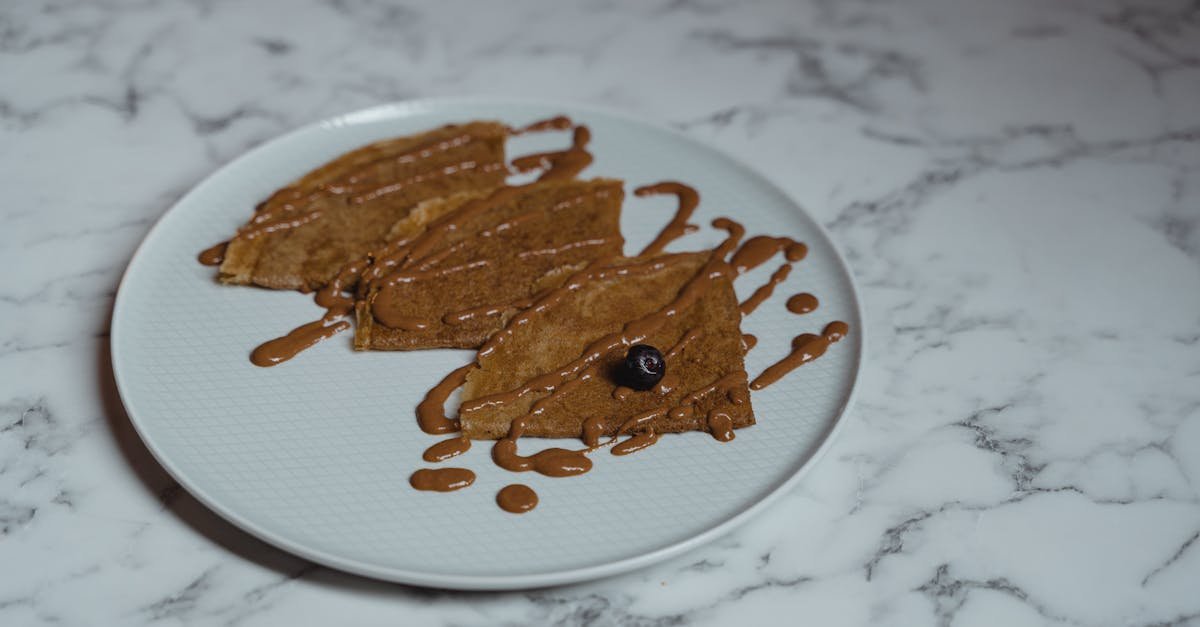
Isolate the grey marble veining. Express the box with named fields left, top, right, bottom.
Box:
left=2, top=0, right=1199, bottom=624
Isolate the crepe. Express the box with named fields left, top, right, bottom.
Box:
left=458, top=252, right=754, bottom=439
left=354, top=178, right=626, bottom=350
left=219, top=121, right=509, bottom=291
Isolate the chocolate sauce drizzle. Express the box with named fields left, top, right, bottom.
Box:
left=750, top=321, right=850, bottom=390
left=635, top=182, right=700, bottom=256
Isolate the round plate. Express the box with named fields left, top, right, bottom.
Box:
left=111, top=98, right=864, bottom=589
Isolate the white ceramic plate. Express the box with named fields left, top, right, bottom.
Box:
left=111, top=98, right=864, bottom=590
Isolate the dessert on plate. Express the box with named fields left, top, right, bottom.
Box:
left=199, top=115, right=848, bottom=513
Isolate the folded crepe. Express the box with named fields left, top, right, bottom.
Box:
left=355, top=178, right=626, bottom=350
left=219, top=121, right=509, bottom=291
left=458, top=251, right=754, bottom=440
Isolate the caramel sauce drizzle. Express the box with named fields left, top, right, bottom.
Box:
left=635, top=182, right=700, bottom=256
left=742, top=334, right=758, bottom=351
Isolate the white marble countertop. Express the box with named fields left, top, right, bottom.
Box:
left=3, top=0, right=1199, bottom=624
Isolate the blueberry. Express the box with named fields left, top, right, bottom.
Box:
left=622, top=344, right=665, bottom=391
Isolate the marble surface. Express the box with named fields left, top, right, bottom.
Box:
left=2, top=0, right=1198, bottom=624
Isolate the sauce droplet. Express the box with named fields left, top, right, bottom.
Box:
left=786, top=293, right=819, bottom=314
left=496, top=484, right=538, bottom=513
left=422, top=436, right=472, bottom=462
left=824, top=320, right=849, bottom=342
left=410, top=468, right=475, bottom=492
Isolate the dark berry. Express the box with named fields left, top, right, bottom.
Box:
left=622, top=344, right=665, bottom=390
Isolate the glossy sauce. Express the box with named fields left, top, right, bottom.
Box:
left=422, top=436, right=472, bottom=462
left=739, top=264, right=791, bottom=315
left=612, top=430, right=659, bottom=456
left=492, top=439, right=593, bottom=477
left=730, top=236, right=806, bottom=274
left=249, top=319, right=351, bottom=367
left=786, top=293, right=819, bottom=314
left=636, top=182, right=700, bottom=256
left=416, top=363, right=472, bottom=434
left=496, top=484, right=539, bottom=513
left=410, top=468, right=475, bottom=492
left=582, top=416, right=608, bottom=448
left=707, top=410, right=736, bottom=442
left=750, top=321, right=849, bottom=390
left=510, top=126, right=593, bottom=182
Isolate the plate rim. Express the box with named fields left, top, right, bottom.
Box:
left=110, top=96, right=867, bottom=590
